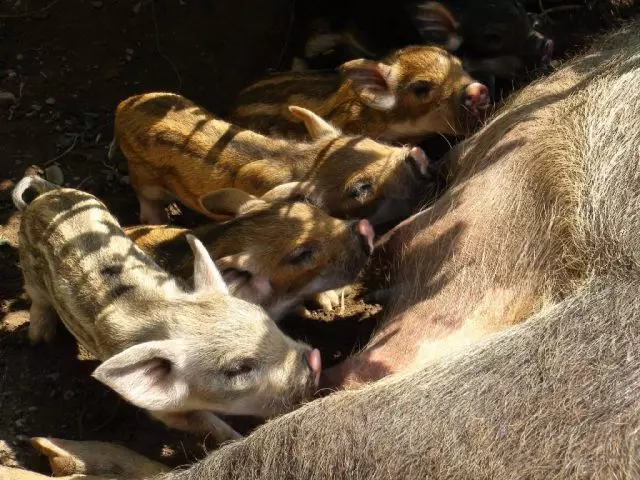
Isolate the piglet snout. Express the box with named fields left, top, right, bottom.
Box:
left=464, top=82, right=490, bottom=114
left=355, top=219, right=375, bottom=255
left=407, top=146, right=429, bottom=178
left=305, top=348, right=322, bottom=387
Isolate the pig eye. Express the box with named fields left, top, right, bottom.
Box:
left=411, top=81, right=433, bottom=98
left=288, top=246, right=316, bottom=265
left=348, top=182, right=374, bottom=200
left=223, top=360, right=256, bottom=378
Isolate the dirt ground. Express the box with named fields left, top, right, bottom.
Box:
left=0, top=0, right=633, bottom=474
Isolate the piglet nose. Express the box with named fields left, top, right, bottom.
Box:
left=464, top=82, right=490, bottom=111
left=355, top=219, right=375, bottom=255
left=304, top=348, right=322, bottom=386
left=407, top=146, right=429, bottom=177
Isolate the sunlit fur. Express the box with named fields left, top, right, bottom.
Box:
left=124, top=199, right=370, bottom=320
left=114, top=93, right=425, bottom=224
left=323, top=19, right=640, bottom=389
left=10, top=19, right=640, bottom=480
left=231, top=46, right=480, bottom=141
left=15, top=183, right=316, bottom=431
left=153, top=20, right=640, bottom=480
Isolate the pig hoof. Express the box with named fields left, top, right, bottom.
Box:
left=310, top=287, right=352, bottom=313
left=28, top=304, right=57, bottom=344
left=311, top=290, right=341, bottom=311
left=296, top=305, right=315, bottom=319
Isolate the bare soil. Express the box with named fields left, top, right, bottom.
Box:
left=0, top=0, right=631, bottom=474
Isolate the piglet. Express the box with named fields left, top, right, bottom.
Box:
left=125, top=188, right=375, bottom=321
left=12, top=175, right=321, bottom=442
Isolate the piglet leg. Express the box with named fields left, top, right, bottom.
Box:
left=27, top=301, right=58, bottom=344
left=30, top=437, right=167, bottom=478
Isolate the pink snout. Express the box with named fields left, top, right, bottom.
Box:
left=355, top=219, right=375, bottom=255
left=464, top=82, right=491, bottom=114
left=408, top=146, right=429, bottom=178
left=305, top=348, right=322, bottom=387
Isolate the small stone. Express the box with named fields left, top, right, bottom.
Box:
left=125, top=48, right=134, bottom=55
left=91, top=0, right=103, bottom=7
left=63, top=390, right=75, bottom=400
left=14, top=418, right=25, bottom=428
left=132, top=2, right=141, bottom=14
left=44, top=165, right=64, bottom=186
left=120, top=175, right=130, bottom=185
left=0, top=91, right=17, bottom=105
left=31, top=103, right=42, bottom=112
left=15, top=435, right=30, bottom=443
left=125, top=55, right=132, bottom=62
left=45, top=372, right=60, bottom=381
left=27, top=406, right=38, bottom=412
left=16, top=54, right=23, bottom=61
left=45, top=97, right=56, bottom=105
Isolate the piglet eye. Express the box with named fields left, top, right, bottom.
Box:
left=348, top=182, right=374, bottom=200
left=288, top=246, right=316, bottom=265
left=224, top=360, right=256, bottom=378
left=411, top=80, right=433, bottom=98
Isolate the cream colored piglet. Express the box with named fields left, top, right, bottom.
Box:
left=12, top=175, right=321, bottom=442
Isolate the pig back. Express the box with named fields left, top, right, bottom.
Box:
left=117, top=92, right=293, bottom=212
left=230, top=71, right=342, bottom=138
left=18, top=189, right=174, bottom=359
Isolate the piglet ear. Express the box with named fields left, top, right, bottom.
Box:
left=92, top=340, right=190, bottom=411
left=186, top=234, right=229, bottom=295
left=412, top=2, right=462, bottom=51
left=340, top=59, right=397, bottom=111
left=215, top=254, right=274, bottom=305
left=200, top=188, right=267, bottom=218
left=260, top=181, right=320, bottom=207
left=288, top=106, right=340, bottom=139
